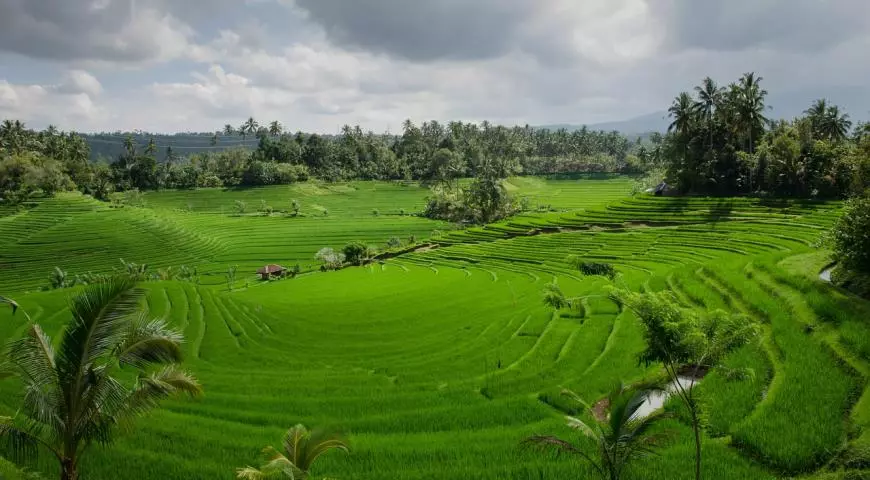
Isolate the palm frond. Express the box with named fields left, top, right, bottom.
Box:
left=115, top=315, right=185, bottom=368
left=77, top=369, right=128, bottom=434
left=523, top=435, right=585, bottom=456
left=565, top=416, right=597, bottom=439
left=302, top=428, right=350, bottom=469
left=0, top=417, right=46, bottom=463
left=20, top=382, right=62, bottom=435
left=126, top=366, right=201, bottom=415
left=260, top=454, right=300, bottom=478
left=7, top=324, right=58, bottom=390
left=57, top=278, right=143, bottom=379
left=0, top=295, right=30, bottom=321
left=236, top=466, right=266, bottom=480
left=282, top=425, right=308, bottom=467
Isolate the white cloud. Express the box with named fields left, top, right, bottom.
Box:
left=0, top=0, right=195, bottom=65
left=54, top=70, right=103, bottom=97
left=0, top=75, right=108, bottom=130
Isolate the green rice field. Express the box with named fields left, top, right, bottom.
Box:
left=3, top=175, right=870, bottom=479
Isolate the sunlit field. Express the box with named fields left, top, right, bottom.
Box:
left=2, top=175, right=870, bottom=479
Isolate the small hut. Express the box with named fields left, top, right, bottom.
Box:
left=257, top=264, right=285, bottom=280
left=654, top=181, right=669, bottom=196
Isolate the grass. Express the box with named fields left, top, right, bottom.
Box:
left=0, top=175, right=866, bottom=479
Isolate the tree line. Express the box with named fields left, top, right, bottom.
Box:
left=0, top=117, right=643, bottom=206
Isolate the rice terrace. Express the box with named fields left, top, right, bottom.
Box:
left=1, top=7, right=870, bottom=479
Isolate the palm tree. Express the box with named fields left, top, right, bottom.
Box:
left=144, top=136, right=157, bottom=156
left=122, top=134, right=136, bottom=159
left=238, top=123, right=249, bottom=146
left=737, top=72, right=768, bottom=154
left=805, top=98, right=829, bottom=135
left=241, top=117, right=259, bottom=147
left=822, top=105, right=853, bottom=142
left=667, top=92, right=695, bottom=136
left=525, top=383, right=671, bottom=480
left=269, top=121, right=283, bottom=137
left=210, top=133, right=219, bottom=146
left=693, top=77, right=723, bottom=150
left=223, top=124, right=235, bottom=137
left=236, top=424, right=349, bottom=479
left=0, top=278, right=202, bottom=480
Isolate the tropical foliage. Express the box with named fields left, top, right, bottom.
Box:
left=612, top=289, right=760, bottom=480
left=831, top=193, right=870, bottom=275
left=526, top=383, right=671, bottom=480
left=660, top=73, right=868, bottom=197
left=0, top=278, right=201, bottom=480
left=236, top=425, right=349, bottom=480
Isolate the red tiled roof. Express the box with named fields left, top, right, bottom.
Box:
left=257, top=264, right=285, bottom=274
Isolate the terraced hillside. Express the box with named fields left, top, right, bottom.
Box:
left=2, top=178, right=870, bottom=480
left=0, top=176, right=634, bottom=292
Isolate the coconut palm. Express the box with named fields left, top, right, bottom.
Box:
left=241, top=117, right=259, bottom=147
left=822, top=105, right=853, bottom=142
left=223, top=124, right=235, bottom=137
left=525, top=383, right=671, bottom=480
left=269, top=121, right=283, bottom=137
left=693, top=77, right=723, bottom=150
left=736, top=72, right=769, bottom=153
left=805, top=98, right=829, bottom=134
left=0, top=278, right=201, bottom=480
left=236, top=424, right=349, bottom=480
left=667, top=92, right=696, bottom=136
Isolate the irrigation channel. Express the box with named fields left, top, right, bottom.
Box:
left=820, top=265, right=835, bottom=283
left=634, top=376, right=700, bottom=419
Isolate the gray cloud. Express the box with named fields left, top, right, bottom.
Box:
left=1, top=0, right=868, bottom=133
left=0, top=0, right=192, bottom=63
left=656, top=0, right=870, bottom=52
left=290, top=0, right=533, bottom=61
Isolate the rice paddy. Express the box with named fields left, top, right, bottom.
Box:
left=2, top=175, right=869, bottom=479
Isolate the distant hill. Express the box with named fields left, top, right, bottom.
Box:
left=537, top=86, right=870, bottom=138
left=537, top=111, right=669, bottom=138
left=83, top=133, right=255, bottom=162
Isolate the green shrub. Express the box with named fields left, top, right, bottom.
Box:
left=573, top=260, right=617, bottom=279
left=343, top=241, right=370, bottom=266
left=832, top=194, right=870, bottom=274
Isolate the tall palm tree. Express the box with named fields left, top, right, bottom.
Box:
left=805, top=98, right=829, bottom=135
left=122, top=134, right=136, bottom=158
left=737, top=72, right=768, bottom=154
left=145, top=136, right=157, bottom=156
left=667, top=92, right=696, bottom=136
left=822, top=105, right=853, bottom=142
left=242, top=117, right=259, bottom=147
left=223, top=124, right=235, bottom=137
left=0, top=278, right=202, bottom=480
left=693, top=77, right=723, bottom=150
left=268, top=121, right=283, bottom=137
left=236, top=424, right=349, bottom=480
left=526, top=383, right=671, bottom=480
left=238, top=123, right=249, bottom=146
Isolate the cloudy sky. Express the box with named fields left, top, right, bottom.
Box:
left=0, top=0, right=868, bottom=133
